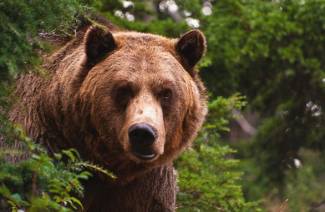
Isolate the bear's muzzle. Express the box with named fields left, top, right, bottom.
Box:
left=128, top=123, right=157, bottom=160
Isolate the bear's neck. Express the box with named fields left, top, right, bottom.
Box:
left=83, top=164, right=176, bottom=212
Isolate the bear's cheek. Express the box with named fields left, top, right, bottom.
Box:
left=163, top=115, right=184, bottom=155
left=160, top=88, right=193, bottom=158
left=90, top=95, right=125, bottom=141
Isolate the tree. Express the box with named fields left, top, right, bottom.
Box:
left=197, top=0, right=325, bottom=208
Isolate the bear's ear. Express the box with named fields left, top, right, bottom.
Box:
left=84, top=26, right=116, bottom=68
left=175, top=30, right=206, bottom=70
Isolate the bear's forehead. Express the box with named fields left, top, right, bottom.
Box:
left=113, top=31, right=175, bottom=50
left=98, top=32, right=181, bottom=73
left=105, top=48, right=183, bottom=76
left=95, top=31, right=189, bottom=78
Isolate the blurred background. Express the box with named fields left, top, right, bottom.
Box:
left=0, top=0, right=324, bottom=211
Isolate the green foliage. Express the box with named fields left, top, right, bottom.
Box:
left=177, top=145, right=242, bottom=211
left=0, top=116, right=115, bottom=211
left=0, top=117, right=89, bottom=211
left=176, top=142, right=260, bottom=212
left=0, top=1, right=113, bottom=210
left=0, top=0, right=86, bottom=80
left=284, top=149, right=325, bottom=211
left=107, top=12, right=189, bottom=37
left=176, top=95, right=260, bottom=211
left=206, top=94, right=246, bottom=133
left=189, top=0, right=325, bottom=208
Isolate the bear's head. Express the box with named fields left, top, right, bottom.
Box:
left=54, top=26, right=207, bottom=182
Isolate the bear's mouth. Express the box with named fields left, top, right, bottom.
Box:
left=131, top=145, right=157, bottom=161
left=132, top=151, right=157, bottom=160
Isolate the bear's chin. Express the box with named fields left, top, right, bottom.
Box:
left=99, top=158, right=160, bottom=186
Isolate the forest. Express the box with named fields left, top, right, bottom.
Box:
left=0, top=0, right=324, bottom=211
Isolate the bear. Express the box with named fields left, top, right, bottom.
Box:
left=9, top=21, right=208, bottom=211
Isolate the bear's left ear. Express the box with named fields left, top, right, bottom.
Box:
left=84, top=26, right=116, bottom=68
left=175, top=30, right=206, bottom=70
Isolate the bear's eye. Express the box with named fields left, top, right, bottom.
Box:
left=114, top=85, right=134, bottom=108
left=158, top=88, right=173, bottom=102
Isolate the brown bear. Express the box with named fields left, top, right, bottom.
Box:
left=10, top=22, right=207, bottom=211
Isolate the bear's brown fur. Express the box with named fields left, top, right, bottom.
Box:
left=10, top=21, right=207, bottom=211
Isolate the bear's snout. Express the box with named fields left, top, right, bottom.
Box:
left=128, top=123, right=157, bottom=160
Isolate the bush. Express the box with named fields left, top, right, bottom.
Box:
left=0, top=0, right=86, bottom=80
left=0, top=115, right=90, bottom=211
left=176, top=95, right=261, bottom=211
left=0, top=116, right=115, bottom=211
left=0, top=1, right=93, bottom=210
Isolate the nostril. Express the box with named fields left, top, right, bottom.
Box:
left=128, top=124, right=157, bottom=146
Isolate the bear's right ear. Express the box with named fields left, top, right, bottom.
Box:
left=175, top=30, right=206, bottom=72
left=84, top=26, right=116, bottom=68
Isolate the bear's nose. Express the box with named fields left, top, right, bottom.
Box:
left=128, top=123, right=157, bottom=160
